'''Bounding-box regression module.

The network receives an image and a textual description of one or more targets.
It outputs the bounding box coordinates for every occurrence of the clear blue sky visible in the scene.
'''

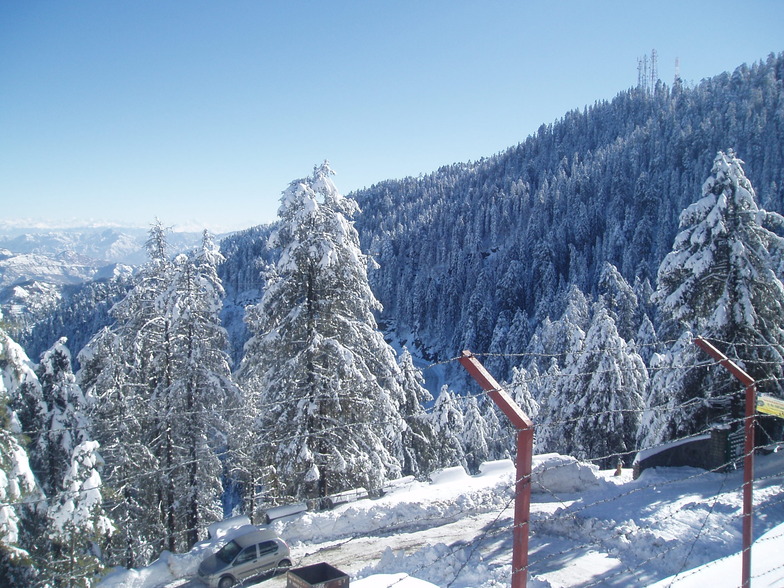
[1,1,782,233]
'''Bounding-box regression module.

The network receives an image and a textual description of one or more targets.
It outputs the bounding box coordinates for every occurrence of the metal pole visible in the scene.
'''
[459,350,533,588]
[514,426,534,585]
[741,381,755,587]
[694,337,755,587]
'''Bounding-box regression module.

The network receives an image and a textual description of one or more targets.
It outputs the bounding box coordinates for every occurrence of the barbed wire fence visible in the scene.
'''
[431,342,784,587]
[4,337,784,586]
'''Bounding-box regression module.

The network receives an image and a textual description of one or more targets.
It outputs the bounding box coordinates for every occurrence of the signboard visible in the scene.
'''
[727,428,745,464]
[757,394,784,419]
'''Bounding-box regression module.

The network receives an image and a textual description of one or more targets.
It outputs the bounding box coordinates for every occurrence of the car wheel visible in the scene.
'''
[275,559,292,574]
[218,576,236,588]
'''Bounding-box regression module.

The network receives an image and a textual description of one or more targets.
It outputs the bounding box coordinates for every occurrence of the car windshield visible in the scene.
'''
[215,540,242,564]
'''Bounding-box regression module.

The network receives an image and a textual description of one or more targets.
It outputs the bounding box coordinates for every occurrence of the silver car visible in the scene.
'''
[198,526,292,588]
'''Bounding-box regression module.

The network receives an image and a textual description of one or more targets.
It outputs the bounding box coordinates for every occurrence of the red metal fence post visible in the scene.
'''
[459,350,534,588]
[694,337,756,588]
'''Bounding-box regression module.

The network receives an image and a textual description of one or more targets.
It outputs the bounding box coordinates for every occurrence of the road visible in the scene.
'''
[258,508,515,588]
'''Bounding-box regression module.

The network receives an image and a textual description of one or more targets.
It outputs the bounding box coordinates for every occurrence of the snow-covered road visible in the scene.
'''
[102,452,784,588]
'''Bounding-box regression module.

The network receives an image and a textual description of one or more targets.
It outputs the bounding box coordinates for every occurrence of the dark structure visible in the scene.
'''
[633,428,736,479]
[287,563,350,588]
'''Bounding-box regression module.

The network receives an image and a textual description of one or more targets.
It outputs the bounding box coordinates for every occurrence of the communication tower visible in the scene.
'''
[650,49,658,91]
[637,54,649,92]
[637,49,660,94]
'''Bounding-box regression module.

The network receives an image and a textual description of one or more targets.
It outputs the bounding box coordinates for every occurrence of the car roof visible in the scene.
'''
[232,526,279,548]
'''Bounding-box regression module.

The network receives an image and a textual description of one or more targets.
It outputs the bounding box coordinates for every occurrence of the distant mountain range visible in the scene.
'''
[0,226,206,343]
[0,226,210,266]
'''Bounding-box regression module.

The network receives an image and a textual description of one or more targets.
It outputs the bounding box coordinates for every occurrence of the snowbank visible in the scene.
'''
[276,463,517,545]
[95,453,784,588]
[531,453,602,493]
[353,572,439,587]
[649,521,784,587]
[357,542,511,588]
[99,517,255,587]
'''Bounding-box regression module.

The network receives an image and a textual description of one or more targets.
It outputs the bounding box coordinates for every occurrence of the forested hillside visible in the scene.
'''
[349,52,784,384]
[19,53,784,388]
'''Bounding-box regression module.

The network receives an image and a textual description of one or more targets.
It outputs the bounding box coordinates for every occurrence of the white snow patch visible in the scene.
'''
[97,452,784,588]
[353,572,439,587]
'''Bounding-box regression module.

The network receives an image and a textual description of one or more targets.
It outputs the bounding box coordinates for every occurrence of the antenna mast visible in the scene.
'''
[650,48,658,91]
[637,54,649,92]
[636,49,659,94]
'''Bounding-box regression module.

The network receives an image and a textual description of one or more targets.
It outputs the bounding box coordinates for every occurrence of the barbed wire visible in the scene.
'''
[3,342,784,585]
[6,349,768,445]
[665,468,729,586]
[0,374,757,515]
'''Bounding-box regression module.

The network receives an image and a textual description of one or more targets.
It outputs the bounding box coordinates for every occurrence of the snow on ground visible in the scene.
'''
[99,451,784,588]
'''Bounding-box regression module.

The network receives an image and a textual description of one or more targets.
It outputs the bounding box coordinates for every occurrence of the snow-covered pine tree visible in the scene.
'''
[481,399,511,463]
[47,440,114,587]
[140,223,188,555]
[486,310,512,378]
[504,308,532,362]
[21,337,103,580]
[461,396,491,474]
[526,285,589,374]
[509,365,540,422]
[160,232,240,548]
[638,331,699,447]
[30,338,89,497]
[0,322,43,584]
[238,163,405,500]
[597,262,640,342]
[633,314,658,366]
[644,150,784,445]
[428,386,466,471]
[562,304,647,467]
[527,287,590,455]
[77,222,176,565]
[481,365,537,467]
[80,225,239,558]
[77,326,154,568]
[532,359,562,455]
[396,348,437,478]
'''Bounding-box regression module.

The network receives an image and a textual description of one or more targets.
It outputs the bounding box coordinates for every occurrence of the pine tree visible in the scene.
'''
[509,365,540,422]
[638,331,699,446]
[527,285,589,374]
[504,308,532,360]
[481,399,511,462]
[47,440,114,587]
[80,225,238,559]
[429,387,466,471]
[461,397,490,474]
[532,359,562,455]
[78,326,155,568]
[487,310,512,378]
[0,324,44,585]
[597,262,640,342]
[77,222,176,565]
[396,348,437,478]
[31,338,89,497]
[563,305,646,467]
[238,163,405,501]
[161,233,240,548]
[646,150,784,444]
[633,314,658,365]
